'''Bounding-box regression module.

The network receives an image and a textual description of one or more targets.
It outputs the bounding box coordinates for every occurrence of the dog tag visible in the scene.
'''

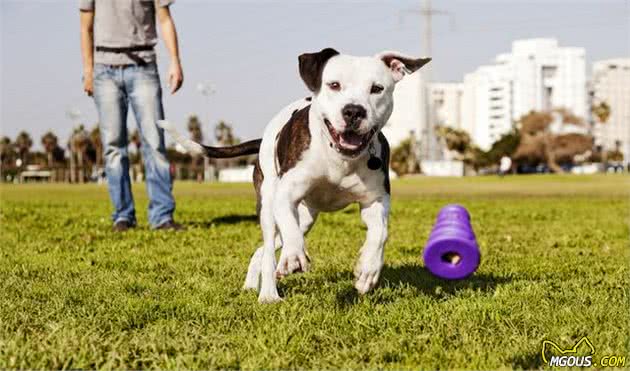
[367,156,382,170]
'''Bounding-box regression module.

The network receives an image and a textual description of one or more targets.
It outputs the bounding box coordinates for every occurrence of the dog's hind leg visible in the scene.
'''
[257,179,283,303]
[243,235,281,290]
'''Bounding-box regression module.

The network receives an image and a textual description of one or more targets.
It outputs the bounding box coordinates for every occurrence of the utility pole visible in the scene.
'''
[197,81,216,182]
[421,0,433,161]
[65,107,82,183]
[402,1,451,162]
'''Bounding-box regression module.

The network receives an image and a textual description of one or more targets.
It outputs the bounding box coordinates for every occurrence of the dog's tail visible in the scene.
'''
[158,120,261,158]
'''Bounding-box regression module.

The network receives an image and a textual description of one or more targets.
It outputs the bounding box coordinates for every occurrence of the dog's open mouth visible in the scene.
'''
[324,118,375,156]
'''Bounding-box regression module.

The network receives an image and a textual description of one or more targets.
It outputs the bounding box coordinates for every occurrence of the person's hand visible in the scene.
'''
[83,69,94,96]
[168,60,183,94]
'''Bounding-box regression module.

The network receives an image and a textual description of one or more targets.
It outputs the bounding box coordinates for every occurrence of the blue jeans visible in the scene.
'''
[93,62,175,228]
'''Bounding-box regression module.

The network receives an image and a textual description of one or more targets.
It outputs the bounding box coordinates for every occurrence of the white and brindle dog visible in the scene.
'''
[159,48,430,303]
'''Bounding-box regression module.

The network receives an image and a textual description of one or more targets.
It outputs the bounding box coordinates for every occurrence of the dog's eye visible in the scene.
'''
[327,81,341,91]
[370,84,384,94]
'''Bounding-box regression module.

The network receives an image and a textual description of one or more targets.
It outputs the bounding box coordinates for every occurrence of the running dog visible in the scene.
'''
[158,48,430,303]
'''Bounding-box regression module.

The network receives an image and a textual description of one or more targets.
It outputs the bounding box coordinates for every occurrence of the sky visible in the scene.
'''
[1,0,629,150]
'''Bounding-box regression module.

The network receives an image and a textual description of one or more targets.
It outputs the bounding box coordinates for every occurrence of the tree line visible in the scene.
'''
[0,116,250,183]
[2,105,622,181]
[390,104,622,175]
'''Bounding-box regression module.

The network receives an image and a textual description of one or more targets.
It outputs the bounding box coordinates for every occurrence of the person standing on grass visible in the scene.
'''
[499,155,512,177]
[80,0,184,231]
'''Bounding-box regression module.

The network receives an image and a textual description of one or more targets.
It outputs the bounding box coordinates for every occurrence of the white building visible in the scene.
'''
[462,64,513,150]
[383,75,463,150]
[382,72,424,148]
[430,82,464,129]
[385,38,587,152]
[462,38,586,150]
[591,58,630,163]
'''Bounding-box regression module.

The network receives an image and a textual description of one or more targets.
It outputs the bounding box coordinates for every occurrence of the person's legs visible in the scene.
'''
[93,64,136,225]
[125,63,175,228]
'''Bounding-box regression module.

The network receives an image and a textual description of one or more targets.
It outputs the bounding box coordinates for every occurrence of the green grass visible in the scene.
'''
[1,174,629,369]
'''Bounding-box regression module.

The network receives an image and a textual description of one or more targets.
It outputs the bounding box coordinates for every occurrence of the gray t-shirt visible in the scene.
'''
[79,0,175,65]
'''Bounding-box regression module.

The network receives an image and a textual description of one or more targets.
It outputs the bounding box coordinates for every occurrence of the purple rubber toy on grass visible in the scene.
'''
[423,204,480,280]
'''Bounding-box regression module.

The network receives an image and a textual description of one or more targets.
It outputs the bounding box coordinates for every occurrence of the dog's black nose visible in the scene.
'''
[342,104,367,130]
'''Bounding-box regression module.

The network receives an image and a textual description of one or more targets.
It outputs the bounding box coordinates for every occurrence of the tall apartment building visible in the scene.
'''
[462,64,513,150]
[384,38,587,152]
[591,58,630,163]
[382,71,424,148]
[430,82,464,129]
[462,38,586,150]
[382,75,463,150]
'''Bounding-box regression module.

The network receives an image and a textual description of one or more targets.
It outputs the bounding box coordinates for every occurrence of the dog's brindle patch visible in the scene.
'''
[253,106,389,218]
[377,132,391,194]
[253,105,311,218]
[253,158,263,218]
[276,105,311,176]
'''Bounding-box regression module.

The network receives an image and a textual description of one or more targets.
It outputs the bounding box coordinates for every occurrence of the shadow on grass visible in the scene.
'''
[509,350,545,370]
[334,262,513,307]
[188,214,258,228]
[278,269,354,298]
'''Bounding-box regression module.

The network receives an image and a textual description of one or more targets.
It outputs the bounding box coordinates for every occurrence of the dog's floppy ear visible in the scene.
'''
[377,51,431,82]
[298,48,340,92]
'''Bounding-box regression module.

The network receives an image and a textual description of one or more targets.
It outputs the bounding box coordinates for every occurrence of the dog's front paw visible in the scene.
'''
[258,286,283,304]
[276,249,309,278]
[243,274,259,291]
[354,254,383,294]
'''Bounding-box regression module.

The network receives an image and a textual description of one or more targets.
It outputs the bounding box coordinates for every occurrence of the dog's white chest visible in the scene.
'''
[303,174,370,212]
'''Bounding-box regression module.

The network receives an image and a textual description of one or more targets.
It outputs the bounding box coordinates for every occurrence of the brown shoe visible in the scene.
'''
[113,220,134,232]
[155,220,185,231]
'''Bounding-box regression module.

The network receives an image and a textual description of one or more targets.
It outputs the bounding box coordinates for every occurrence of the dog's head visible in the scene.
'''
[299,48,430,157]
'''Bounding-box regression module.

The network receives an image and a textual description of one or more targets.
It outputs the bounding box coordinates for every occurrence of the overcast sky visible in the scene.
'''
[1,0,629,149]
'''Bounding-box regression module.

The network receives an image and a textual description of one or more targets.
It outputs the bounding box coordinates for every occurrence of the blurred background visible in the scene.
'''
[1,0,628,182]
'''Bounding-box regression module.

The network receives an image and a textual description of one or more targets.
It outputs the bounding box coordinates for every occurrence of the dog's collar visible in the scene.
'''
[367,141,382,170]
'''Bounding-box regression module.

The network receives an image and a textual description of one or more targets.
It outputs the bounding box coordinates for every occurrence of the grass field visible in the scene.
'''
[1,175,629,369]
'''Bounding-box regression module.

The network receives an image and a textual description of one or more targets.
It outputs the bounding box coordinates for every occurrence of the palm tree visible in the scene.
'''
[90,126,103,166]
[590,102,612,163]
[187,115,209,182]
[0,136,15,169]
[187,115,205,181]
[435,125,472,157]
[129,129,141,151]
[127,129,144,181]
[513,111,592,173]
[129,128,142,164]
[593,101,611,125]
[187,115,203,142]
[213,120,241,172]
[69,125,90,183]
[15,131,33,167]
[391,135,420,176]
[41,131,59,168]
[214,120,238,146]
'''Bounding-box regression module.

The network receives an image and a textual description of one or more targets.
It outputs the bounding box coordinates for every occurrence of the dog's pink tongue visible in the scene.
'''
[340,132,363,148]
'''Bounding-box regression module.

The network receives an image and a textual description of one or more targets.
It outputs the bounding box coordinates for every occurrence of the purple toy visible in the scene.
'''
[423,204,480,280]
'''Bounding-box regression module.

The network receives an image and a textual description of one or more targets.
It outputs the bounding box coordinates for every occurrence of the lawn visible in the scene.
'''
[1,175,629,369]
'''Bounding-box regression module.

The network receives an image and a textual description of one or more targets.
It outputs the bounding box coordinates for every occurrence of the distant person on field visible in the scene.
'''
[499,155,512,177]
[80,0,184,231]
